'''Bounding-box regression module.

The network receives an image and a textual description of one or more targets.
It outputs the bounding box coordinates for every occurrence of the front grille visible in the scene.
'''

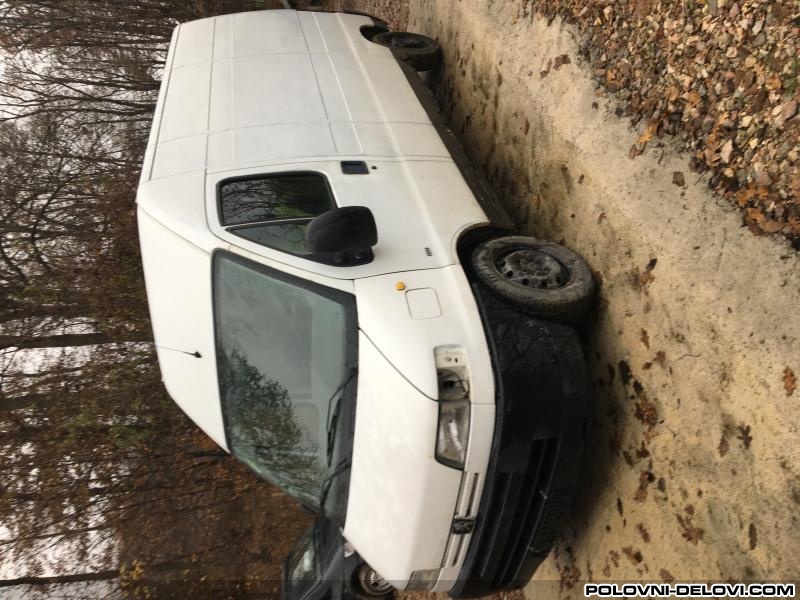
[472,437,561,589]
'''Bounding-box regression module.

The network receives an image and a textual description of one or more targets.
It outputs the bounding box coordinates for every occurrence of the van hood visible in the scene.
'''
[343,333,460,584]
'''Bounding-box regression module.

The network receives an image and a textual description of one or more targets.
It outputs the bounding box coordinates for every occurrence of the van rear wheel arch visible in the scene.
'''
[373,31,442,71]
[359,24,389,42]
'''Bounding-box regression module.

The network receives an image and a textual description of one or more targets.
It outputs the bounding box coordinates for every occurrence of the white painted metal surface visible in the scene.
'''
[343,333,461,585]
[354,266,495,403]
[137,210,228,449]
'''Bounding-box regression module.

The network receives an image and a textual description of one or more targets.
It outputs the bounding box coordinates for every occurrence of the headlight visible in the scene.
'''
[434,346,471,469]
[436,401,470,469]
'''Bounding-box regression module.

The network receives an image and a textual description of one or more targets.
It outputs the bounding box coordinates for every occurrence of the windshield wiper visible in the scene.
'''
[325,366,358,464]
[318,456,351,519]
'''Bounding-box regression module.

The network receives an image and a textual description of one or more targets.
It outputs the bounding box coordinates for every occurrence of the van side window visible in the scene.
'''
[219,173,334,255]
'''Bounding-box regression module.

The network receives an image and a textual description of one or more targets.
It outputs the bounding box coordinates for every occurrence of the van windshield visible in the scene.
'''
[213,252,357,514]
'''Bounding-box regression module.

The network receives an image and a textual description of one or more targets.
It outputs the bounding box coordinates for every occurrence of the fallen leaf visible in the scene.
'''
[765,73,783,91]
[552,54,571,70]
[634,469,655,501]
[704,141,720,165]
[736,424,753,449]
[718,435,729,456]
[776,100,797,127]
[629,144,643,159]
[760,220,783,233]
[637,120,658,145]
[720,139,734,163]
[676,513,704,544]
[790,176,800,198]
[622,546,643,564]
[784,367,797,397]
[745,207,765,224]
[640,328,650,349]
[672,171,686,187]
[637,523,651,543]
[737,186,770,207]
[668,85,680,102]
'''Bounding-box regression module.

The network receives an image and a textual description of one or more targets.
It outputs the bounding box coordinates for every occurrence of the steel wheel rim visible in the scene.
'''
[359,566,392,595]
[495,248,570,289]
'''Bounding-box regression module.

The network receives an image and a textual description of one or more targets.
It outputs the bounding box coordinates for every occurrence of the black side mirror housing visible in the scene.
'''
[306,207,377,264]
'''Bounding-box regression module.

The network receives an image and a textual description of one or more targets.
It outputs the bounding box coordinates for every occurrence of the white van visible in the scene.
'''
[137,9,594,597]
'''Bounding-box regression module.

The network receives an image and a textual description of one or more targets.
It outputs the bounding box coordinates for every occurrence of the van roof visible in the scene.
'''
[139,9,432,185]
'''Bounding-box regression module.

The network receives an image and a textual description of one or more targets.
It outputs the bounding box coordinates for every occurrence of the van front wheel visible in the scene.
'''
[373,31,441,71]
[471,236,595,325]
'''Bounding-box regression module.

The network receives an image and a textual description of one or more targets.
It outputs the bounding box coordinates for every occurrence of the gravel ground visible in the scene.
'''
[530,0,800,247]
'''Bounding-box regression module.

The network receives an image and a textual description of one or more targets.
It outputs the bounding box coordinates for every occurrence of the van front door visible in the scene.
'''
[206,159,489,279]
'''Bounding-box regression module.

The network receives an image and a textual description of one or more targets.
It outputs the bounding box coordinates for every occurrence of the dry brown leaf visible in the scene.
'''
[637,120,658,145]
[660,569,676,583]
[622,546,643,564]
[676,513,705,544]
[784,367,797,397]
[552,54,571,70]
[790,175,800,198]
[737,424,753,449]
[720,139,734,163]
[745,207,766,224]
[687,89,701,106]
[668,85,680,102]
[765,73,783,92]
[704,138,721,165]
[760,220,783,233]
[736,186,770,207]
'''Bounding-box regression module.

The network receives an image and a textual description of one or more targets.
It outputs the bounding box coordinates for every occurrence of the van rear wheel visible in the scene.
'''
[373,31,441,71]
[354,563,393,599]
[471,236,595,325]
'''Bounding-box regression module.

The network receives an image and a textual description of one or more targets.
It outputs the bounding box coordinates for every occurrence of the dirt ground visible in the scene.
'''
[325,0,800,595]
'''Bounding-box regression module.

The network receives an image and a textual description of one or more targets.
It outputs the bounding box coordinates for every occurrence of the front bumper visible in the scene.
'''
[448,285,589,598]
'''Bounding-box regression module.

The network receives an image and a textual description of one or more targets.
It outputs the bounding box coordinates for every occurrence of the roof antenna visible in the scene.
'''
[157,345,202,358]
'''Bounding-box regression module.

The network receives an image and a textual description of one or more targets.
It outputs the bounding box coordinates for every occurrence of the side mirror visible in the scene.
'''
[306,207,377,259]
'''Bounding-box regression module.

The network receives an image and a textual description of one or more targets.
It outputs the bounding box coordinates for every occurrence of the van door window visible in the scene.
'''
[219,173,334,255]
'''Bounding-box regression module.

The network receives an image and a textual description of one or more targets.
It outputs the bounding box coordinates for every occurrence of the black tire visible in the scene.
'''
[373,31,441,71]
[353,563,393,599]
[471,236,595,325]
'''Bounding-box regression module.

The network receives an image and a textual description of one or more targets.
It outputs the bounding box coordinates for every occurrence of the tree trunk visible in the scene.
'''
[0,393,55,412]
[0,332,148,350]
[0,569,119,587]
